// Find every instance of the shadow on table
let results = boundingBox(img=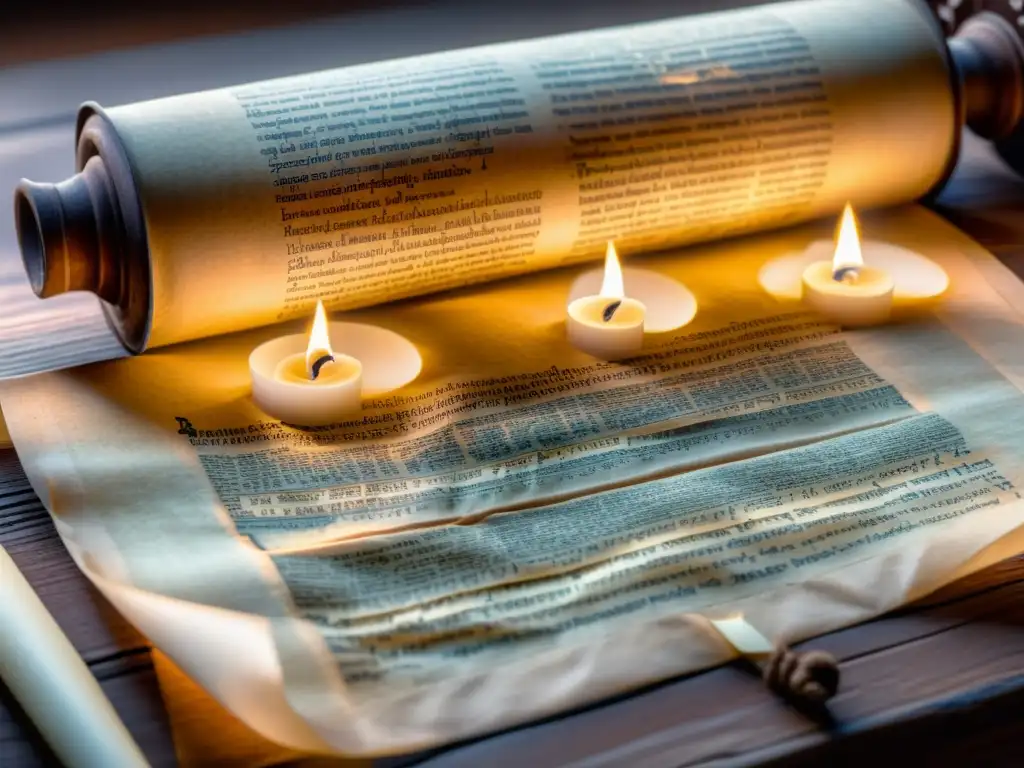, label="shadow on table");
[0,681,62,768]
